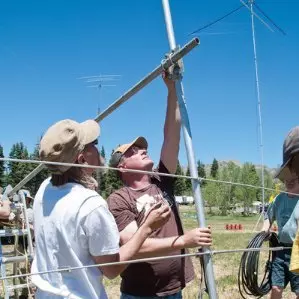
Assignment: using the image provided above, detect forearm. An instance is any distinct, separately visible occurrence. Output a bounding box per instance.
[164,88,181,143]
[119,225,152,261]
[104,225,152,278]
[161,87,181,173]
[134,235,185,259]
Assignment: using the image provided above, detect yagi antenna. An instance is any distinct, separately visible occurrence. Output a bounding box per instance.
[78,74,121,114]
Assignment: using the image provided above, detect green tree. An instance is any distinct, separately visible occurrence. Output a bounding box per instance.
[197,160,206,186]
[216,163,240,215]
[27,143,50,195]
[226,161,241,205]
[256,168,274,205]
[203,161,242,215]
[105,151,123,196]
[185,168,192,194]
[202,180,221,215]
[174,161,186,196]
[100,146,106,159]
[0,145,5,187]
[7,142,32,188]
[210,158,219,178]
[234,163,259,216]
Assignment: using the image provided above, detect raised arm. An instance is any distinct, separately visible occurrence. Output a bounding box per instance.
[160,74,181,174]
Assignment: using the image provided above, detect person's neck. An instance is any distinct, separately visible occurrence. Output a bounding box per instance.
[125,173,151,190]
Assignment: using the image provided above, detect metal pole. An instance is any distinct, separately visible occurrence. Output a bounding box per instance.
[2,256,32,264]
[7,38,199,196]
[250,1,265,213]
[161,0,218,298]
[12,234,19,299]
[0,229,28,237]
[0,239,10,298]
[8,164,45,197]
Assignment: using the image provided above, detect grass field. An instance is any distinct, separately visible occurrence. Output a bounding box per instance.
[1,205,295,298]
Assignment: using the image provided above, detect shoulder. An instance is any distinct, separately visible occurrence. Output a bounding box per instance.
[107,187,131,206]
[34,178,52,207]
[35,177,51,196]
[273,193,283,204]
[151,161,171,182]
[79,191,108,216]
[153,161,175,193]
[155,161,170,175]
[73,184,100,199]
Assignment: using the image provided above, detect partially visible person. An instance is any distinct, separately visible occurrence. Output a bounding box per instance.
[20,190,34,230]
[262,127,299,299]
[31,119,171,299]
[108,75,212,299]
[19,190,35,253]
[0,198,11,220]
[0,190,14,266]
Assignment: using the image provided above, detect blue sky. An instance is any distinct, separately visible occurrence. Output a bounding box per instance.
[0,0,298,169]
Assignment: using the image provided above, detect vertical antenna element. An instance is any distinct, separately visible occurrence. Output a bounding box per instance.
[249,1,265,213]
[162,0,218,298]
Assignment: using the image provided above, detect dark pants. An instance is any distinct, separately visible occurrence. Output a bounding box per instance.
[271,245,299,294]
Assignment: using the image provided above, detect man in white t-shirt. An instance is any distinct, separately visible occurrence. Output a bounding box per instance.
[31,119,171,299]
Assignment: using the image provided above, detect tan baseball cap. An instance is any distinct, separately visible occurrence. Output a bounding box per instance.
[110,136,148,167]
[40,119,100,173]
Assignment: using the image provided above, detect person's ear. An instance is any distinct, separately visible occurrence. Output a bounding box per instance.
[118,160,128,173]
[77,153,86,165]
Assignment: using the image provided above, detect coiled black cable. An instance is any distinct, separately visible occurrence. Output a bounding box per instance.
[238,231,279,298]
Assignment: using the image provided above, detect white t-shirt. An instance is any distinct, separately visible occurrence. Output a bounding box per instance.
[31,178,120,299]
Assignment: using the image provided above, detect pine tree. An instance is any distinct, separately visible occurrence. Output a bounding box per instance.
[185,168,192,194]
[104,150,123,196]
[100,146,106,159]
[197,160,206,186]
[174,161,186,196]
[210,158,219,178]
[27,143,50,195]
[7,142,32,187]
[0,145,5,187]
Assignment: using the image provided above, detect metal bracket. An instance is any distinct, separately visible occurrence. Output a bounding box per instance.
[162,46,184,81]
